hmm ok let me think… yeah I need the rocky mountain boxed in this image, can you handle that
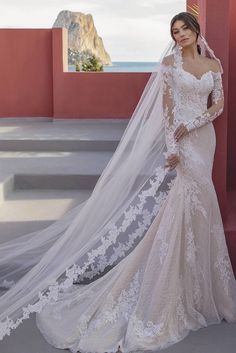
[53,10,112,66]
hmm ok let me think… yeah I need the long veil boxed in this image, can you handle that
[0,34,222,339]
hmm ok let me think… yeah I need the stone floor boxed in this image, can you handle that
[1,315,236,353]
[0,118,128,239]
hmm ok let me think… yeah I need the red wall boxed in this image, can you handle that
[0,29,53,117]
[52,28,151,119]
[0,28,151,119]
[228,0,236,191]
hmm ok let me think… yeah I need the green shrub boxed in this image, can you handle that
[75,54,103,72]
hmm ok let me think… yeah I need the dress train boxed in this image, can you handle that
[36,122,236,352]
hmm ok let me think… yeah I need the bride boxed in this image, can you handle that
[0,11,236,353]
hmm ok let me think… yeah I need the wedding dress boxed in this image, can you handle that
[35,44,236,351]
[0,36,236,352]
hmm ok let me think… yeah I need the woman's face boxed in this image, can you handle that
[171,20,197,47]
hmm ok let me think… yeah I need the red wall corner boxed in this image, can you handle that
[0,29,53,117]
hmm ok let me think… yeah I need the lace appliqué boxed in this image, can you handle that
[0,165,175,341]
[172,43,224,134]
[77,166,170,282]
[211,224,233,295]
[156,203,175,265]
[185,229,202,308]
[185,72,224,132]
[161,63,179,159]
[75,271,141,338]
[186,228,197,265]
[182,179,207,222]
[173,45,183,69]
[179,137,206,175]
[176,276,188,325]
[129,314,165,338]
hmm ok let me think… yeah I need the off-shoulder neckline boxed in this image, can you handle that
[160,62,222,80]
[178,67,220,81]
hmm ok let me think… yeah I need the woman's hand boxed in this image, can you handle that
[174,123,189,141]
[165,153,179,171]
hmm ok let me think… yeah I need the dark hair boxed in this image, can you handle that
[170,12,201,54]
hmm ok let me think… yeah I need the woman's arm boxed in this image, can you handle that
[161,57,179,158]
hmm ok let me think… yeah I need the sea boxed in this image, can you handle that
[68,61,160,73]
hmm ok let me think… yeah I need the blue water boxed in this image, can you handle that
[103,61,159,72]
[68,61,160,73]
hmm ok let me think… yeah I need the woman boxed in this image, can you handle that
[0,11,236,353]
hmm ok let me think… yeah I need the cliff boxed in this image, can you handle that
[53,10,112,66]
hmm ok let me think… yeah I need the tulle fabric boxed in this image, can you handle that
[0,39,175,338]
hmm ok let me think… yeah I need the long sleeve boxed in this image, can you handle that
[185,71,224,132]
[161,62,179,158]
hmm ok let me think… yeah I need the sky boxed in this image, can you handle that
[0,0,186,61]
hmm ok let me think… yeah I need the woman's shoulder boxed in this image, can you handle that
[161,54,175,67]
[201,56,222,73]
[160,55,175,77]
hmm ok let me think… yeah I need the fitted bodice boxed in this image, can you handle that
[161,44,224,160]
[171,46,221,125]
[173,68,215,122]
